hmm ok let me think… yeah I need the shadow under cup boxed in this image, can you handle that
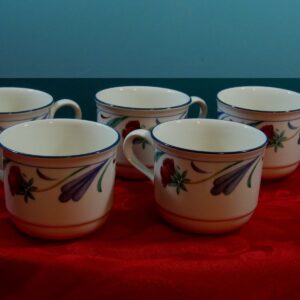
[0,119,119,240]
[123,119,267,233]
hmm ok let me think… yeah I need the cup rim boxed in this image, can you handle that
[217,86,300,113]
[151,119,267,155]
[95,86,192,111]
[0,119,120,159]
[0,87,54,115]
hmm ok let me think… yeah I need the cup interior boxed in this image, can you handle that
[152,119,266,153]
[96,86,190,109]
[0,119,119,157]
[0,88,54,113]
[217,86,300,112]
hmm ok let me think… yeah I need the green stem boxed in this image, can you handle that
[97,160,112,192]
[247,158,260,188]
[35,165,89,193]
[188,160,242,185]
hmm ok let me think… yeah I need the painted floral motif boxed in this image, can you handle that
[8,166,37,202]
[6,159,112,204]
[122,120,150,149]
[210,158,259,195]
[159,155,260,196]
[260,125,274,141]
[288,121,300,145]
[160,158,175,187]
[101,114,150,150]
[218,111,300,152]
[160,158,190,194]
[260,125,288,152]
[122,120,141,138]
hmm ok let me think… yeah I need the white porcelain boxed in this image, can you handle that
[123,119,267,234]
[0,87,82,175]
[0,119,119,240]
[217,86,300,179]
[95,86,208,179]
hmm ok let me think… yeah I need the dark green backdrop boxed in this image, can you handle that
[0,79,299,120]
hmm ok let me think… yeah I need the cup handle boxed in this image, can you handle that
[191,96,208,118]
[123,129,155,182]
[50,99,82,119]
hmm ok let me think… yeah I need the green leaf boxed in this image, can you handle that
[181,184,188,192]
[247,159,260,188]
[106,116,128,128]
[97,160,111,192]
[28,192,35,200]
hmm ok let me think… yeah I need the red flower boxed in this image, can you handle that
[122,120,141,139]
[8,166,24,196]
[160,158,175,187]
[260,125,274,141]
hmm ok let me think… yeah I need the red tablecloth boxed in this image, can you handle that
[1,167,300,300]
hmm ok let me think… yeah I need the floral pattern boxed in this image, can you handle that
[100,112,188,151]
[158,155,261,196]
[122,120,141,138]
[8,166,37,202]
[6,159,112,204]
[260,125,287,152]
[218,111,300,153]
[122,120,150,149]
[160,159,190,194]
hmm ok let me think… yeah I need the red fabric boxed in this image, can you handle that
[1,168,300,300]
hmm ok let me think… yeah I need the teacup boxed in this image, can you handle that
[217,86,300,179]
[123,119,267,233]
[95,86,208,179]
[0,87,82,130]
[0,87,82,175]
[0,119,119,239]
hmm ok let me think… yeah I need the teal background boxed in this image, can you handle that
[0,0,300,77]
[0,78,299,120]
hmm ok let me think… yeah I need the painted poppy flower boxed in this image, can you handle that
[260,125,274,141]
[160,158,176,187]
[122,120,141,139]
[8,166,24,196]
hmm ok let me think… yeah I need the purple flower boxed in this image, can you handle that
[211,159,258,196]
[59,161,107,203]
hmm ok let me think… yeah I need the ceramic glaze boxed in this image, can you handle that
[217,86,300,179]
[0,119,119,240]
[95,86,208,179]
[123,119,267,233]
[0,88,82,175]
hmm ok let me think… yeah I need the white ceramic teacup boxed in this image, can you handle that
[217,86,300,179]
[0,119,119,240]
[123,119,267,234]
[0,87,82,130]
[95,86,208,179]
[0,87,82,175]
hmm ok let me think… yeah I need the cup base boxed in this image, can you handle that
[262,163,299,180]
[157,205,254,234]
[116,163,150,180]
[10,213,110,240]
